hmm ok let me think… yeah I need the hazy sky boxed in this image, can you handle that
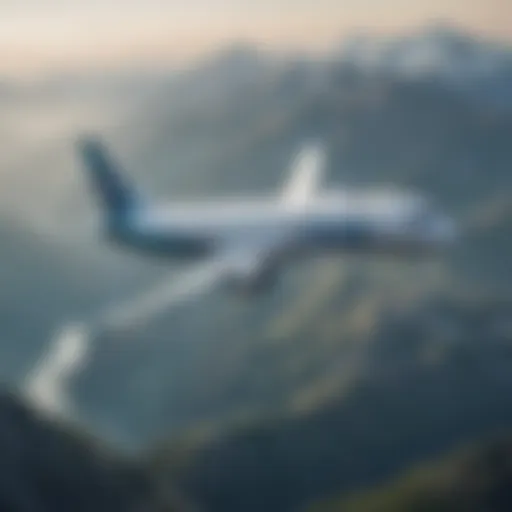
[1,0,511,77]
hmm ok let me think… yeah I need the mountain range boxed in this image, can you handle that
[0,23,511,511]
[336,23,512,110]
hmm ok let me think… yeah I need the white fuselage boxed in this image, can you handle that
[108,190,457,263]
[78,136,458,296]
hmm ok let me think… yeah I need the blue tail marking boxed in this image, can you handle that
[77,136,142,218]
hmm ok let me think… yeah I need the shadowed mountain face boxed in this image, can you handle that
[314,434,512,512]
[147,295,512,512]
[0,390,173,512]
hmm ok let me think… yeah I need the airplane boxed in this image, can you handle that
[77,137,457,329]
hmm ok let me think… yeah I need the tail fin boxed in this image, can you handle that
[77,136,142,218]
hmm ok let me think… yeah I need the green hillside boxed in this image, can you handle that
[314,435,512,512]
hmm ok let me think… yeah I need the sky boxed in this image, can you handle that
[1,0,511,78]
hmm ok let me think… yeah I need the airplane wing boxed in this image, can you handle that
[97,258,228,333]
[94,233,292,334]
[281,142,326,209]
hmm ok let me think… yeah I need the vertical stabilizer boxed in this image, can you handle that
[77,136,142,218]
